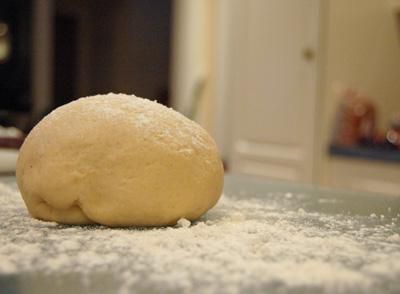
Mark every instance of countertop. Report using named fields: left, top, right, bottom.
left=0, top=174, right=399, bottom=294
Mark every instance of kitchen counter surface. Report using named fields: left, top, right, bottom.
left=1, top=174, right=399, bottom=294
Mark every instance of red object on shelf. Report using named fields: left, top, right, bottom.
left=332, top=89, right=376, bottom=147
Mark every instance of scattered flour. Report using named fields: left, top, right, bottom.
left=0, top=181, right=399, bottom=293
left=176, top=218, right=191, bottom=228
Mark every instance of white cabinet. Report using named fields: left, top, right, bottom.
left=219, top=0, right=321, bottom=184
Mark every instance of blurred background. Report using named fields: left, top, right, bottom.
left=0, top=0, right=399, bottom=196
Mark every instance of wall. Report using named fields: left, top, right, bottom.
left=319, top=0, right=400, bottom=183
left=170, top=0, right=216, bottom=131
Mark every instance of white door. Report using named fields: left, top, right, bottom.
left=221, top=0, right=320, bottom=183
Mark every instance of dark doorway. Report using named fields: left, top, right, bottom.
left=54, top=0, right=172, bottom=107
left=54, top=14, right=78, bottom=107
left=0, top=0, right=31, bottom=113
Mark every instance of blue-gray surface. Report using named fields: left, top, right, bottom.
left=0, top=174, right=399, bottom=294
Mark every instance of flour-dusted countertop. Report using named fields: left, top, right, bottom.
left=0, top=174, right=400, bottom=294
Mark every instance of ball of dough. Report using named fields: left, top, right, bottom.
left=16, top=93, right=224, bottom=227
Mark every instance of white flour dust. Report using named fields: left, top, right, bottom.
left=0, top=181, right=399, bottom=293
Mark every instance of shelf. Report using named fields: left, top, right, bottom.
left=329, top=144, right=400, bottom=163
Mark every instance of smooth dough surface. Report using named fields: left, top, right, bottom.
left=16, top=93, right=224, bottom=227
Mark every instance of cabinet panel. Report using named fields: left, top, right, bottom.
left=228, top=0, right=320, bottom=183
